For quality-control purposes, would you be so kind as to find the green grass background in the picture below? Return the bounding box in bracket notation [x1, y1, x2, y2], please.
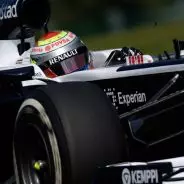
[83, 21, 184, 55]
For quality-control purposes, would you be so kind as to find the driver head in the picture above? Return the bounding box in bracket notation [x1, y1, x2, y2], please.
[31, 30, 93, 78]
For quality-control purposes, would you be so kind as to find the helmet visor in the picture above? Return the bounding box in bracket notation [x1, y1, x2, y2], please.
[61, 53, 88, 74]
[38, 46, 89, 78]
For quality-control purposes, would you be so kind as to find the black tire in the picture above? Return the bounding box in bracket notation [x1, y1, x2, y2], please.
[13, 82, 127, 184]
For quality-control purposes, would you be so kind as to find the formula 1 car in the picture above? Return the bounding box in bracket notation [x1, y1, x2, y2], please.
[2, 1, 184, 184]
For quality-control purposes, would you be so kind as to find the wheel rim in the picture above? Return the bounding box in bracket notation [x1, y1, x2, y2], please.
[16, 124, 54, 184]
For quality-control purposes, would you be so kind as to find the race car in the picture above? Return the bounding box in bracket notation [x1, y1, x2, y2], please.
[2, 0, 184, 184]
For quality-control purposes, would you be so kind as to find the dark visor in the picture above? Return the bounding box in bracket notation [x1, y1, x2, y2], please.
[39, 46, 89, 78]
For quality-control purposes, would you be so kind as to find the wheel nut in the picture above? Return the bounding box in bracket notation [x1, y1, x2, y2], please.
[33, 160, 47, 171]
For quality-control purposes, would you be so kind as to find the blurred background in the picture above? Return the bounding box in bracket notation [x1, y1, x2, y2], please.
[48, 0, 184, 55]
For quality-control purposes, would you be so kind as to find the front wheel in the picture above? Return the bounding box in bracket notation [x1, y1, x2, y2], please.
[13, 82, 127, 184]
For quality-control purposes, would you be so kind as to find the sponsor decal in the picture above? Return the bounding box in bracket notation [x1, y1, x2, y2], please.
[122, 168, 131, 184]
[31, 32, 76, 55]
[34, 72, 43, 77]
[50, 38, 70, 49]
[122, 168, 159, 184]
[68, 32, 75, 39]
[0, 1, 17, 20]
[104, 88, 147, 108]
[32, 47, 43, 53]
[49, 49, 78, 65]
[118, 91, 146, 106]
[45, 45, 52, 52]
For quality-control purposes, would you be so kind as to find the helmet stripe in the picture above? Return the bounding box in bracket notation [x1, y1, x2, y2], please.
[38, 31, 68, 46]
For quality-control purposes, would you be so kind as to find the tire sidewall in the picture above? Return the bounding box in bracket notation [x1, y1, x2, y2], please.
[14, 98, 63, 184]
[14, 82, 127, 184]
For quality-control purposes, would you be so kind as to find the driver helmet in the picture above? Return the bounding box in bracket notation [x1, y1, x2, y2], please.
[30, 30, 92, 78]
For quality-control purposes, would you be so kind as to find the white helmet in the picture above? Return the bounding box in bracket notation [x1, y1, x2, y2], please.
[30, 30, 92, 78]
